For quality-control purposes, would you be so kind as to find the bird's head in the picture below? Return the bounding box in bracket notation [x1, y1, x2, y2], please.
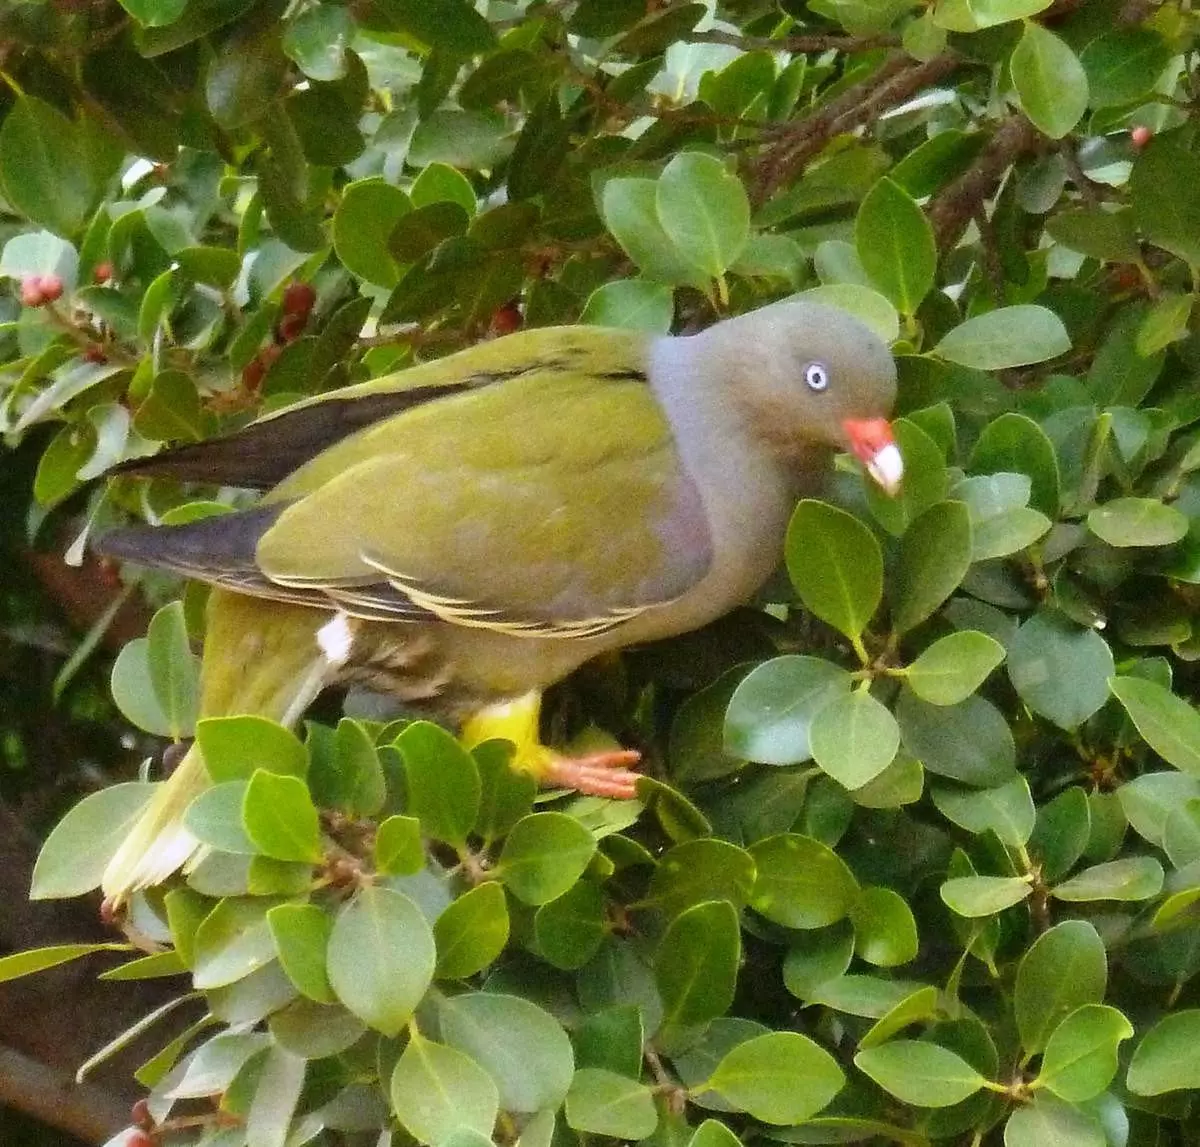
[704, 299, 903, 495]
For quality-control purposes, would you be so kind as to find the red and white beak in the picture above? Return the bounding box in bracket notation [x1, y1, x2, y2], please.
[843, 417, 903, 496]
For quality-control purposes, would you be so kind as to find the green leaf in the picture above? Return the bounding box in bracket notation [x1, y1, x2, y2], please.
[1014, 920, 1107, 1055]
[1030, 788, 1090, 882]
[1129, 138, 1200, 267]
[1003, 1094, 1105, 1147]
[282, 4, 352, 81]
[896, 690, 1016, 786]
[704, 1032, 845, 1124]
[1010, 23, 1088, 139]
[397, 721, 481, 849]
[851, 887, 919, 967]
[1034, 1005, 1133, 1103]
[581, 280, 674, 332]
[854, 1041, 985, 1107]
[1109, 676, 1200, 776]
[905, 631, 1006, 706]
[601, 178, 709, 290]
[439, 992, 574, 1113]
[192, 899, 278, 990]
[864, 418, 949, 537]
[748, 834, 859, 929]
[434, 881, 509, 980]
[655, 152, 749, 280]
[197, 716, 307, 782]
[473, 740, 537, 843]
[809, 690, 900, 790]
[786, 500, 882, 651]
[0, 98, 99, 235]
[111, 638, 177, 738]
[724, 656, 851, 766]
[646, 839, 757, 918]
[267, 903, 334, 1003]
[854, 177, 935, 315]
[1080, 28, 1173, 108]
[859, 985, 940, 1049]
[185, 782, 256, 854]
[496, 812, 597, 906]
[0, 942, 131, 984]
[333, 178, 411, 288]
[31, 782, 154, 899]
[1046, 207, 1140, 264]
[1087, 497, 1188, 547]
[656, 901, 740, 1043]
[797, 284, 900, 343]
[932, 776, 1036, 847]
[935, 306, 1070, 370]
[1052, 856, 1163, 902]
[1137, 292, 1193, 356]
[940, 875, 1032, 917]
[783, 923, 856, 999]
[375, 815, 424, 876]
[327, 887, 435, 1036]
[1007, 612, 1114, 730]
[534, 879, 607, 970]
[969, 412, 1060, 516]
[890, 501, 973, 635]
[566, 1069, 658, 1139]
[390, 1035, 500, 1146]
[1127, 1010, 1200, 1095]
[241, 770, 321, 863]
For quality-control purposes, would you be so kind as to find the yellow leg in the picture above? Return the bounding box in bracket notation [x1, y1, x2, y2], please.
[460, 691, 642, 800]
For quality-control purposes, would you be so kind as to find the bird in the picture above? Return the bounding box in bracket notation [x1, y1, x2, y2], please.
[95, 297, 902, 901]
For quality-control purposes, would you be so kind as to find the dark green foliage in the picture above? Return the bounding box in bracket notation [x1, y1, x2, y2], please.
[3, 1, 1200, 1146]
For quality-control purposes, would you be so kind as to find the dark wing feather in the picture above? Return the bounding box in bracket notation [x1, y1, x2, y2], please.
[94, 507, 432, 621]
[110, 385, 470, 489]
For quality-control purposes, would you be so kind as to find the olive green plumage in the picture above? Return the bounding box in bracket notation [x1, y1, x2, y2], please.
[97, 298, 900, 900]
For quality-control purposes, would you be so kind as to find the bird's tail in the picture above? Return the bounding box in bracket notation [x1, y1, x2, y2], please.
[101, 590, 345, 902]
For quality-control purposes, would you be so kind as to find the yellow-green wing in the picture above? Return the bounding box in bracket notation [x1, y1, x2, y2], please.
[256, 349, 713, 637]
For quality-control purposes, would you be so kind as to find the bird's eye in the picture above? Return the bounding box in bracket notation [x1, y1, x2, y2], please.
[804, 362, 829, 392]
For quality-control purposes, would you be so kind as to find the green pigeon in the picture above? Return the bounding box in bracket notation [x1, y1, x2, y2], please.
[97, 298, 901, 900]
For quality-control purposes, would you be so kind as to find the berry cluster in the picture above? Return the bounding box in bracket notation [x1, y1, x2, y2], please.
[18, 273, 64, 307]
[241, 281, 317, 392]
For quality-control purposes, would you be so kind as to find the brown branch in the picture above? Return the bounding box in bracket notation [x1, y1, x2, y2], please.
[751, 51, 960, 205]
[684, 28, 897, 55]
[928, 116, 1041, 254]
[0, 1043, 129, 1145]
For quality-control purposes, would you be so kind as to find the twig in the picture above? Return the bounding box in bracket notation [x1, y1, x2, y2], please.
[685, 28, 897, 54]
[0, 1043, 129, 1145]
[1060, 144, 1104, 207]
[928, 116, 1041, 254]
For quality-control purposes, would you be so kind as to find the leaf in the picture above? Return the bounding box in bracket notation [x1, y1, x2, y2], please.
[1014, 920, 1107, 1055]
[865, 418, 949, 537]
[896, 689, 1017, 786]
[786, 500, 882, 650]
[1129, 137, 1200, 267]
[905, 631, 1006, 706]
[496, 812, 597, 905]
[704, 1032, 845, 1124]
[282, 4, 352, 81]
[1087, 497, 1188, 547]
[940, 875, 1032, 917]
[439, 992, 574, 1113]
[333, 178, 411, 288]
[1127, 1010, 1200, 1095]
[267, 904, 334, 1003]
[1010, 23, 1088, 139]
[655, 152, 750, 280]
[851, 887, 919, 967]
[1007, 612, 1114, 730]
[724, 656, 851, 766]
[1081, 28, 1173, 108]
[969, 412, 1060, 516]
[748, 834, 859, 929]
[197, 716, 307, 782]
[855, 1041, 985, 1107]
[890, 501, 973, 635]
[581, 279, 674, 332]
[655, 901, 740, 1043]
[375, 815, 424, 877]
[1004, 1094, 1106, 1147]
[646, 839, 757, 918]
[31, 783, 154, 899]
[534, 879, 607, 970]
[935, 306, 1070, 370]
[1109, 676, 1200, 776]
[809, 690, 900, 790]
[932, 776, 1036, 847]
[241, 770, 322, 863]
[796, 284, 900, 343]
[397, 721, 481, 849]
[434, 881, 510, 980]
[327, 887, 435, 1036]
[854, 177, 935, 315]
[601, 178, 709, 290]
[1051, 856, 1163, 902]
[390, 1036, 500, 1146]
[1046, 207, 1139, 264]
[1034, 1005, 1133, 1103]
[565, 1069, 658, 1139]
[0, 942, 131, 984]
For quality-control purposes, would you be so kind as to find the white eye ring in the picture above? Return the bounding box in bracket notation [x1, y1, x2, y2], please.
[804, 362, 829, 392]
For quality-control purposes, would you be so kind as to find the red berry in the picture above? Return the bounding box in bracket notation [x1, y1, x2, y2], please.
[126, 1131, 154, 1147]
[282, 281, 316, 318]
[241, 356, 266, 391]
[94, 262, 114, 284]
[131, 1098, 152, 1129]
[38, 274, 64, 302]
[19, 277, 45, 307]
[83, 344, 108, 364]
[276, 311, 307, 343]
[1130, 125, 1153, 150]
[489, 301, 523, 336]
[259, 343, 282, 368]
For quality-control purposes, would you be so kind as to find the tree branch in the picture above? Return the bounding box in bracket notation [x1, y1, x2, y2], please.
[0, 1043, 129, 1145]
[684, 28, 897, 55]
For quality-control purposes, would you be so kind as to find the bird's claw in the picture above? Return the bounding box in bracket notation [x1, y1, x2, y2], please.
[544, 749, 642, 800]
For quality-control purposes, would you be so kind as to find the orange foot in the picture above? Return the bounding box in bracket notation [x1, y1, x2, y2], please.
[544, 750, 642, 799]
